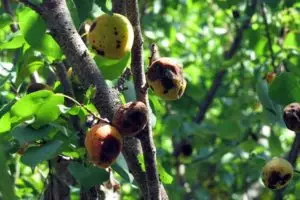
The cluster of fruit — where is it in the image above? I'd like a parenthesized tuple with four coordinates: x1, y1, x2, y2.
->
(85, 13, 187, 168)
(261, 78, 300, 190)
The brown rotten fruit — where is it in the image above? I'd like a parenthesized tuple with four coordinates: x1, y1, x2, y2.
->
(85, 122, 123, 168)
(112, 101, 148, 136)
(262, 158, 293, 190)
(146, 57, 186, 100)
(283, 103, 300, 132)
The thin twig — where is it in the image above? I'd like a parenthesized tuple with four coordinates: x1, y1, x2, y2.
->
(1, 0, 18, 32)
(126, 0, 167, 199)
(194, 0, 257, 124)
(275, 133, 300, 200)
(260, 2, 276, 72)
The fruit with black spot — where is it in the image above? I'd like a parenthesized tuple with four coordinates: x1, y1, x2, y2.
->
(87, 13, 134, 59)
(112, 101, 148, 136)
(85, 122, 123, 168)
(283, 102, 300, 132)
(146, 57, 186, 100)
(27, 83, 52, 94)
(262, 157, 293, 190)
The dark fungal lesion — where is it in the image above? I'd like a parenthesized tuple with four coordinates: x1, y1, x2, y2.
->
(89, 21, 97, 32)
(161, 77, 175, 94)
(116, 40, 121, 49)
(99, 135, 121, 163)
(267, 171, 291, 189)
(96, 49, 105, 56)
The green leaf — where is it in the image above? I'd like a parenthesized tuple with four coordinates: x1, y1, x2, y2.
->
(66, 0, 81, 29)
(10, 125, 53, 145)
(157, 162, 173, 184)
(263, 0, 280, 10)
(0, 113, 11, 134)
(21, 140, 63, 168)
(11, 90, 53, 119)
(286, 54, 300, 76)
(269, 132, 283, 156)
(0, 35, 26, 50)
(217, 120, 242, 140)
(18, 61, 44, 80)
(0, 13, 12, 29)
(33, 93, 64, 127)
(73, 0, 94, 23)
(283, 32, 300, 50)
(269, 72, 300, 106)
(0, 99, 16, 118)
(94, 52, 131, 80)
(68, 161, 109, 190)
(0, 144, 16, 200)
(10, 90, 64, 127)
(111, 153, 133, 183)
(18, 7, 46, 48)
(36, 34, 62, 60)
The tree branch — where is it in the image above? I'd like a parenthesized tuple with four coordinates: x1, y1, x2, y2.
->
(275, 133, 300, 200)
(126, 0, 168, 199)
(260, 2, 276, 71)
(194, 0, 257, 124)
(18, 0, 43, 15)
(1, 0, 18, 32)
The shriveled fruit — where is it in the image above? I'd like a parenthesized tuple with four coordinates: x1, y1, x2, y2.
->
(283, 103, 300, 132)
(262, 157, 293, 190)
(87, 13, 134, 59)
(146, 57, 186, 100)
(27, 83, 51, 94)
(112, 101, 148, 136)
(85, 122, 123, 168)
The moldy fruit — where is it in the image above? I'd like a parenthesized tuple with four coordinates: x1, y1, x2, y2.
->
(283, 102, 300, 132)
(146, 57, 186, 100)
(112, 101, 148, 136)
(85, 122, 123, 168)
(262, 157, 293, 190)
(87, 13, 134, 59)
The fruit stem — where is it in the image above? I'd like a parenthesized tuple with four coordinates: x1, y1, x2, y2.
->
(57, 93, 109, 124)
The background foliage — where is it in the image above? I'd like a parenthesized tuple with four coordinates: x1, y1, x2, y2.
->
(0, 0, 299, 199)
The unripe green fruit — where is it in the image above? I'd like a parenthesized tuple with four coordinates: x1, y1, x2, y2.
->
(262, 158, 293, 190)
(146, 57, 186, 100)
(87, 13, 134, 59)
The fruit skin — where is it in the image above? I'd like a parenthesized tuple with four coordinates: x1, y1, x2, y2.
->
(262, 158, 293, 190)
(283, 103, 300, 132)
(146, 57, 186, 100)
(112, 101, 148, 136)
(85, 122, 123, 168)
(87, 13, 134, 59)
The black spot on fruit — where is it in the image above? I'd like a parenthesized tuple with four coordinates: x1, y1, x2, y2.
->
(114, 31, 118, 35)
(161, 77, 175, 94)
(90, 21, 97, 32)
(116, 44, 121, 49)
(99, 135, 121, 163)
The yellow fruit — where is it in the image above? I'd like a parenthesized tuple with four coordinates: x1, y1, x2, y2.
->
(85, 122, 123, 168)
(87, 13, 134, 59)
(262, 157, 293, 190)
(146, 57, 186, 100)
